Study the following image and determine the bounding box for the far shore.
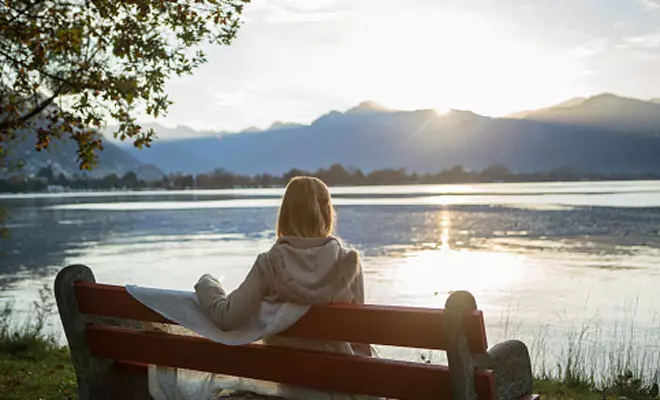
[1,177,660,197]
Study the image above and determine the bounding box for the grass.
[0,348,77,400]
[1,287,659,399]
[534,378,659,399]
[492,296,660,400]
[0,286,77,400]
[534,379,603,399]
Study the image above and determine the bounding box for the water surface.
[2,181,660,367]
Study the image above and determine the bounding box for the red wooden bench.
[55,264,539,400]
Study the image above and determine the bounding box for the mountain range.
[106,93,660,176]
[0,91,164,181]
[507,93,660,135]
[2,128,164,181]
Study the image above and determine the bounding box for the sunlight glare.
[394,247,526,309]
[440,209,451,251]
[340,9,583,116]
[433,106,451,115]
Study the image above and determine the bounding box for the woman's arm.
[194,262,264,330]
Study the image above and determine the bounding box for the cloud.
[520,1,538,10]
[623,30,660,49]
[566,38,609,58]
[639,0,660,10]
[211,91,254,108]
[144,0,660,131]
[245,0,354,24]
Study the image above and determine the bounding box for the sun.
[433,106,451,115]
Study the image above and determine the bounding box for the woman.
[194,176,371,358]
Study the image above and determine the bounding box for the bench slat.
[87,325,496,400]
[76,282,488,353]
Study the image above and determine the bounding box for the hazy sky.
[151,0,660,131]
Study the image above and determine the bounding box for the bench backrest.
[55,264,495,400]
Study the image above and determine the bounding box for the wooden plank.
[77,282,171,323]
[87,325,455,400]
[112,357,497,400]
[115,361,149,375]
[76,282,488,353]
[112,362,497,400]
[281,304,488,353]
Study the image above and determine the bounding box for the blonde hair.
[276,176,335,238]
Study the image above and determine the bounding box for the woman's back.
[260,236,362,305]
[195,235,364,332]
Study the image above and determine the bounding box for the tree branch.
[0,48,82,91]
[0,90,59,132]
[4,0,49,25]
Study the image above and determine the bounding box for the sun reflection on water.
[383,212,527,310]
[440,209,451,251]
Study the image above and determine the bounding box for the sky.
[150,0,660,132]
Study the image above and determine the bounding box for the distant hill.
[268,121,304,130]
[4,128,164,181]
[507,97,587,119]
[0,132,164,181]
[507,93,660,135]
[0,95,165,181]
[114,96,660,175]
[104,122,221,142]
[345,100,393,114]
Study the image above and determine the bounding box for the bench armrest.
[477,340,534,400]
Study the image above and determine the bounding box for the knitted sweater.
[194,235,364,332]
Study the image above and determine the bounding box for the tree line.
[1,163,659,193]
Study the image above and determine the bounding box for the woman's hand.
[194,267,263,330]
[196,274,220,286]
[194,274,227,307]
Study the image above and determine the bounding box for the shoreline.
[1,178,660,197]
[1,179,659,202]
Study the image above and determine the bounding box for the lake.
[2,180,660,372]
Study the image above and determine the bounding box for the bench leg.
[55,264,150,400]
